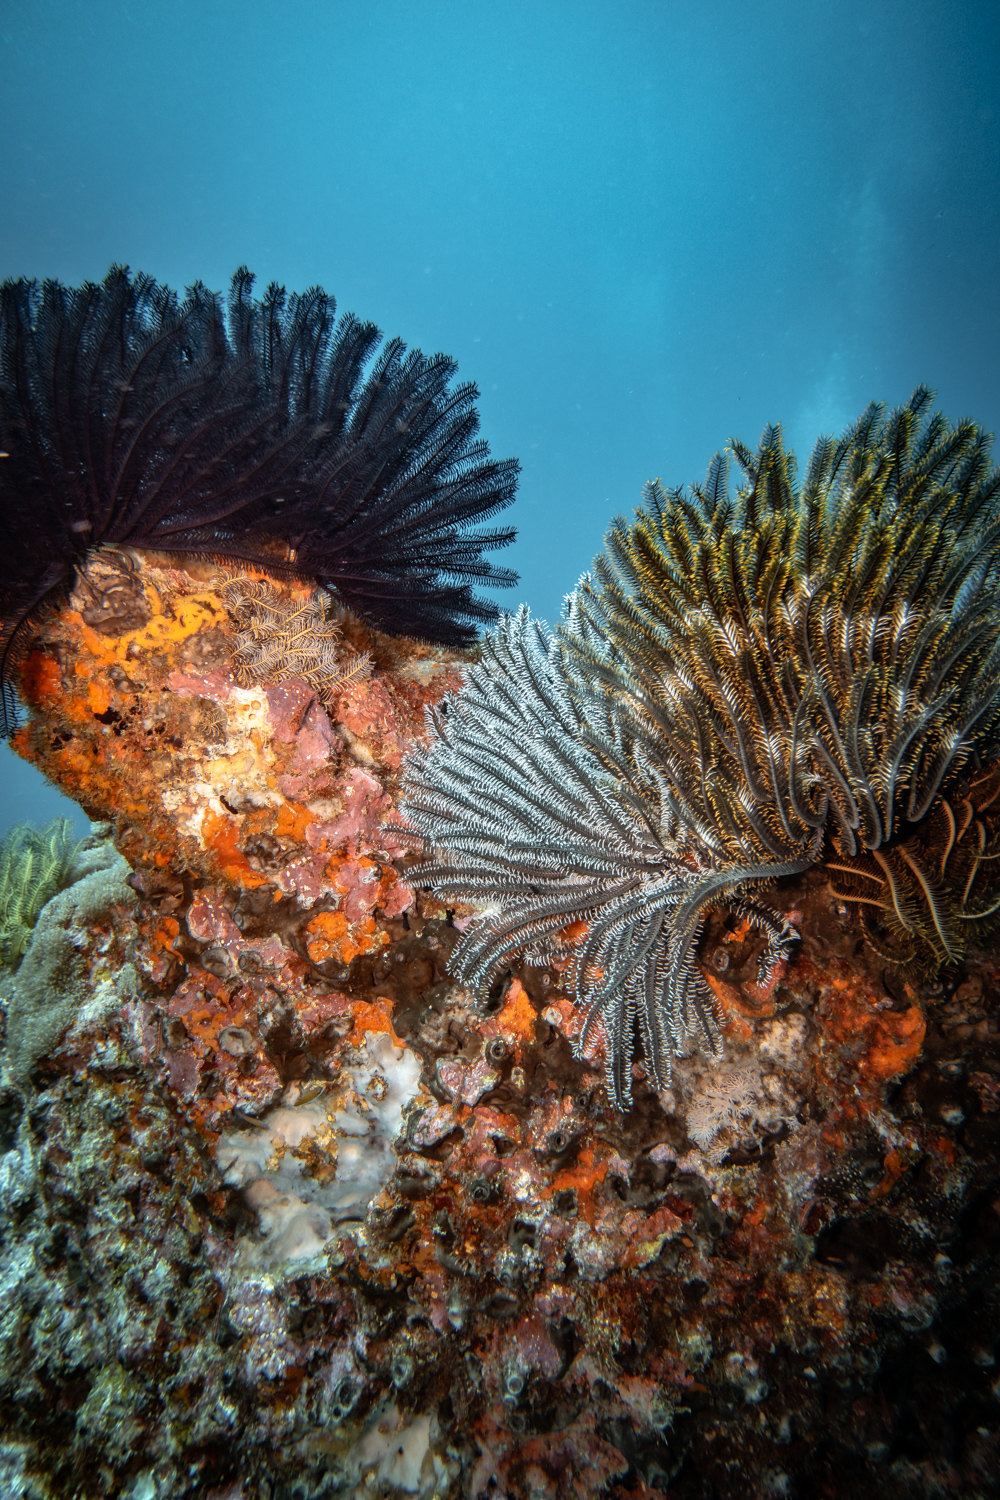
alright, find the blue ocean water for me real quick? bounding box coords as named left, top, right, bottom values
left=2, top=0, right=998, bottom=835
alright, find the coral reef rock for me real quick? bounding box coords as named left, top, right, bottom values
left=2, top=550, right=999, bottom=1499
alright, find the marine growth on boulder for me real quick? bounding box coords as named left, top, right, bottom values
left=1, top=357, right=999, bottom=1500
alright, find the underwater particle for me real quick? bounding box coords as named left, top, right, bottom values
left=0, top=818, right=84, bottom=968
left=404, top=393, right=1000, bottom=1104
left=0, top=265, right=520, bottom=734
left=221, top=577, right=372, bottom=702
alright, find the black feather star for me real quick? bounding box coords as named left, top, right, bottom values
left=0, top=265, right=519, bottom=735
left=403, top=392, right=1000, bottom=1108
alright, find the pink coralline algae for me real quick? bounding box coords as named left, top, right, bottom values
left=1, top=549, right=999, bottom=1500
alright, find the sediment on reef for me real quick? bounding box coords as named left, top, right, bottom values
left=1, top=549, right=998, bottom=1500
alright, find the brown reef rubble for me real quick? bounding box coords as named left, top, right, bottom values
left=1, top=551, right=999, bottom=1499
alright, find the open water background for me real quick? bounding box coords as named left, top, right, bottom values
left=2, top=0, right=998, bottom=834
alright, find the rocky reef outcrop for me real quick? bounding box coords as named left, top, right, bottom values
left=1, top=550, right=999, bottom=1499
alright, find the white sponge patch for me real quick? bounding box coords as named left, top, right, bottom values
left=216, top=1030, right=421, bottom=1270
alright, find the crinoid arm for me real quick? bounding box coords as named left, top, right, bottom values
left=0, top=818, right=83, bottom=968
left=827, top=758, right=1000, bottom=973
left=407, top=392, right=1000, bottom=1101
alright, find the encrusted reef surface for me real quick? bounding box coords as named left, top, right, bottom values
left=2, top=552, right=999, bottom=1500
